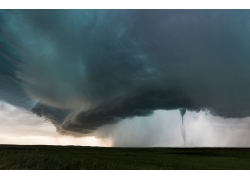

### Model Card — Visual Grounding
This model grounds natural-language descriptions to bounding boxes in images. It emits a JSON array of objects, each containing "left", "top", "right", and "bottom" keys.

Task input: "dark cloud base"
[{"left": 1, "top": 10, "right": 250, "bottom": 136}]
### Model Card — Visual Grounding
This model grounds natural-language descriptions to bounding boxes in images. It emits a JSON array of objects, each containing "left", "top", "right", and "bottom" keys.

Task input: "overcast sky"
[{"left": 1, "top": 9, "right": 250, "bottom": 146}]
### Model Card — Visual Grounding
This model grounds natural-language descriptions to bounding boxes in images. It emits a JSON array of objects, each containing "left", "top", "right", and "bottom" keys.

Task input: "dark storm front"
[{"left": 1, "top": 10, "right": 250, "bottom": 136}]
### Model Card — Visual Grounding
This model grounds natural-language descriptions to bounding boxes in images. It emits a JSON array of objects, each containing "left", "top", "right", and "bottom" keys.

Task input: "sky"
[{"left": 1, "top": 9, "right": 250, "bottom": 147}]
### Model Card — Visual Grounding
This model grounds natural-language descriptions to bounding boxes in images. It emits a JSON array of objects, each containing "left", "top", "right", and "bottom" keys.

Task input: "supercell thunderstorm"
[{"left": 1, "top": 10, "right": 250, "bottom": 138}]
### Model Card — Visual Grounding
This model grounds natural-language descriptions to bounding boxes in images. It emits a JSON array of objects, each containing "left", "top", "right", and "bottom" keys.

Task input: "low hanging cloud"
[
  {"left": 1, "top": 10, "right": 250, "bottom": 136},
  {"left": 0, "top": 100, "right": 111, "bottom": 146}
]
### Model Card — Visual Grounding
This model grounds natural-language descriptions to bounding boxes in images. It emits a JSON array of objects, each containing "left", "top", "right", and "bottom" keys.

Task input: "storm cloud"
[{"left": 1, "top": 10, "right": 250, "bottom": 136}]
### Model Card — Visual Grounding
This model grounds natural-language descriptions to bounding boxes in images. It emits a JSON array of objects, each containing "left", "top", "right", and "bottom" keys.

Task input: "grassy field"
[{"left": 0, "top": 145, "right": 250, "bottom": 170}]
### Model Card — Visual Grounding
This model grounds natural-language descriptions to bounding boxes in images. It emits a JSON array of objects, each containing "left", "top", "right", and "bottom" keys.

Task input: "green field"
[{"left": 0, "top": 145, "right": 250, "bottom": 170}]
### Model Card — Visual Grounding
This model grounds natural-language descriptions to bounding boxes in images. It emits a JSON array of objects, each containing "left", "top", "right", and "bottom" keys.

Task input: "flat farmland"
[{"left": 0, "top": 145, "right": 250, "bottom": 170}]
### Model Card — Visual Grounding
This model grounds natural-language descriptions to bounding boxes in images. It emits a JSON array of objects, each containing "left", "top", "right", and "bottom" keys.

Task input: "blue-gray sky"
[{"left": 1, "top": 10, "right": 250, "bottom": 146}]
